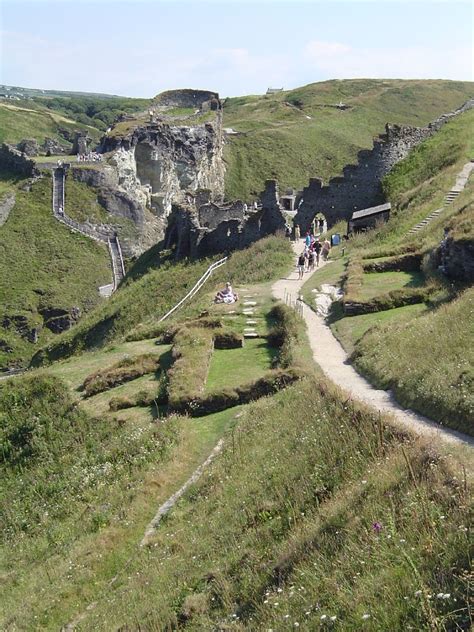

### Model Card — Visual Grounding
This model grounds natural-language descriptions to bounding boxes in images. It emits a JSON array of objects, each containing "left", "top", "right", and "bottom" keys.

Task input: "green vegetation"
[
  {"left": 0, "top": 100, "right": 100, "bottom": 145},
  {"left": 206, "top": 339, "right": 276, "bottom": 391},
  {"left": 0, "top": 175, "right": 111, "bottom": 369},
  {"left": 15, "top": 375, "right": 465, "bottom": 631},
  {"left": 82, "top": 352, "right": 161, "bottom": 397},
  {"left": 223, "top": 79, "right": 474, "bottom": 199},
  {"left": 353, "top": 288, "right": 474, "bottom": 434},
  {"left": 33, "top": 95, "right": 151, "bottom": 131},
  {"left": 167, "top": 327, "right": 215, "bottom": 411}
]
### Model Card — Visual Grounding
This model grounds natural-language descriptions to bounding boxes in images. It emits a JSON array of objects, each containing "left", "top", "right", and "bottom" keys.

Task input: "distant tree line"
[{"left": 33, "top": 96, "right": 151, "bottom": 130}]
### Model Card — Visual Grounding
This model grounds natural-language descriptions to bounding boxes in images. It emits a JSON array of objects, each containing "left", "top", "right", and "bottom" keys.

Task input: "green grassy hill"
[
  {"left": 302, "top": 108, "right": 474, "bottom": 434},
  {"left": 0, "top": 100, "right": 101, "bottom": 146},
  {"left": 223, "top": 78, "right": 473, "bottom": 199},
  {"left": 0, "top": 173, "right": 111, "bottom": 369}
]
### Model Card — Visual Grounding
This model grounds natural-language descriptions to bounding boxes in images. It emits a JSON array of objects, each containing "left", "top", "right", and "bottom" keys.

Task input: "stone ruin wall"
[
  {"left": 165, "top": 180, "right": 286, "bottom": 259},
  {"left": 97, "top": 110, "right": 226, "bottom": 254},
  {"left": 294, "top": 98, "right": 474, "bottom": 232}
]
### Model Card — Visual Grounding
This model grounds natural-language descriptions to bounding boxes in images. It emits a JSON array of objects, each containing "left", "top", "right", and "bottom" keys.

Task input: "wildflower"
[
  {"left": 321, "top": 614, "right": 328, "bottom": 620},
  {"left": 372, "top": 521, "right": 382, "bottom": 533},
  {"left": 362, "top": 614, "right": 371, "bottom": 620},
  {"left": 330, "top": 616, "right": 337, "bottom": 621},
  {"left": 443, "top": 593, "right": 451, "bottom": 599},
  {"left": 436, "top": 593, "right": 444, "bottom": 599},
  {"left": 414, "top": 590, "right": 422, "bottom": 596}
]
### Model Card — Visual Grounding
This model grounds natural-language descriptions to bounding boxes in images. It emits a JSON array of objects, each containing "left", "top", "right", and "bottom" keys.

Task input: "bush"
[
  {"left": 82, "top": 353, "right": 160, "bottom": 397},
  {"left": 267, "top": 303, "right": 300, "bottom": 368}
]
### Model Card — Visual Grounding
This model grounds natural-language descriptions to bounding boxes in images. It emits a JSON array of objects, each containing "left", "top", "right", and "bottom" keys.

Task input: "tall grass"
[
  {"left": 60, "top": 376, "right": 471, "bottom": 631},
  {"left": 353, "top": 287, "right": 474, "bottom": 434}
]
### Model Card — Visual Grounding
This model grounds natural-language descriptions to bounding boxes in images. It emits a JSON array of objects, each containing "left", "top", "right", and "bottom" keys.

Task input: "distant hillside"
[
  {"left": 223, "top": 78, "right": 474, "bottom": 200},
  {"left": 0, "top": 100, "right": 102, "bottom": 146}
]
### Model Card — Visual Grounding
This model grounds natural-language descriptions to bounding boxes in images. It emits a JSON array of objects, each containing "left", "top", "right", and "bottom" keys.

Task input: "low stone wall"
[{"left": 362, "top": 253, "right": 422, "bottom": 273}]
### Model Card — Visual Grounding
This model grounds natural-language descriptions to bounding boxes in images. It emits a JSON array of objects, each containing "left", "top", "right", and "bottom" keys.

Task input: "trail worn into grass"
[{"left": 272, "top": 240, "right": 474, "bottom": 449}]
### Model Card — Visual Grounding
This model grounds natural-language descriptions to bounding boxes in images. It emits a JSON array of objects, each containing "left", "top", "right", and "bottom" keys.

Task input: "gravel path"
[{"left": 273, "top": 241, "right": 474, "bottom": 449}]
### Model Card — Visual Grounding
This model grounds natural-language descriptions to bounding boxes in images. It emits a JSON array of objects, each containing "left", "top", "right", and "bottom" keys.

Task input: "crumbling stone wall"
[
  {"left": 0, "top": 143, "right": 40, "bottom": 177},
  {"left": 100, "top": 111, "right": 226, "bottom": 249},
  {"left": 165, "top": 180, "right": 285, "bottom": 258},
  {"left": 294, "top": 98, "right": 474, "bottom": 232},
  {"left": 153, "top": 89, "right": 220, "bottom": 110}
]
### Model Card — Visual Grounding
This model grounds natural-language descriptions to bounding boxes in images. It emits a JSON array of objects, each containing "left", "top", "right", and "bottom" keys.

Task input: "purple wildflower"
[{"left": 372, "top": 521, "right": 382, "bottom": 533}]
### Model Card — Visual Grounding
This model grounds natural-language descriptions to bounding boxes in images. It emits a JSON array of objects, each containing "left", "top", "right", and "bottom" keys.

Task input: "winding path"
[{"left": 272, "top": 241, "right": 474, "bottom": 449}]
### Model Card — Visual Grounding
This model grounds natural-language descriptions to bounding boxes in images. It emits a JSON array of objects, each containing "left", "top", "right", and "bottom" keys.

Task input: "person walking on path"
[
  {"left": 294, "top": 223, "right": 301, "bottom": 241},
  {"left": 321, "top": 238, "right": 331, "bottom": 261},
  {"left": 314, "top": 238, "right": 322, "bottom": 267},
  {"left": 297, "top": 252, "right": 306, "bottom": 280},
  {"left": 305, "top": 231, "right": 312, "bottom": 248}
]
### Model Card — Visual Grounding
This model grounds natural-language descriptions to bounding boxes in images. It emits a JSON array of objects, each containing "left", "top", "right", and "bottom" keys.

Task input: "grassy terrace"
[{"left": 357, "top": 270, "right": 425, "bottom": 300}]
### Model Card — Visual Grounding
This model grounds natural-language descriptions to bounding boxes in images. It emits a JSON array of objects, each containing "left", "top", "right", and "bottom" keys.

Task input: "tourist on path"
[
  {"left": 314, "top": 239, "right": 322, "bottom": 267},
  {"left": 321, "top": 238, "right": 331, "bottom": 261},
  {"left": 297, "top": 252, "right": 306, "bottom": 279}
]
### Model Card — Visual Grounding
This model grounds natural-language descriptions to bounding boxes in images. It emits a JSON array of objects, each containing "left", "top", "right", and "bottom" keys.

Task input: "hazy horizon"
[{"left": 1, "top": 0, "right": 473, "bottom": 98}]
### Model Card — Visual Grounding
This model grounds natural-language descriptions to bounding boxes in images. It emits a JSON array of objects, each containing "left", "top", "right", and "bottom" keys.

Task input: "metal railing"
[
  {"left": 283, "top": 288, "right": 304, "bottom": 317},
  {"left": 159, "top": 256, "right": 228, "bottom": 323}
]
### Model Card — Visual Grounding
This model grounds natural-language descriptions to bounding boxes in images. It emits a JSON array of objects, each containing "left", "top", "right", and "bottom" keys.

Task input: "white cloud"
[{"left": 304, "top": 39, "right": 474, "bottom": 80}]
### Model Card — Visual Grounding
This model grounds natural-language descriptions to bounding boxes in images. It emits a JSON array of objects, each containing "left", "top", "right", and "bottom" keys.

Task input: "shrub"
[
  {"left": 82, "top": 353, "right": 160, "bottom": 397},
  {"left": 267, "top": 303, "right": 300, "bottom": 368}
]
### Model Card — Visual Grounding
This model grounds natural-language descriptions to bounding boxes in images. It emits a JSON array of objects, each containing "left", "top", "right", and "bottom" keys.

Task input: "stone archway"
[{"left": 311, "top": 212, "right": 327, "bottom": 236}]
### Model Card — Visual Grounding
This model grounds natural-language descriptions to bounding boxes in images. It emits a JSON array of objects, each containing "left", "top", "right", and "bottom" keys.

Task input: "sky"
[{"left": 0, "top": 0, "right": 472, "bottom": 98}]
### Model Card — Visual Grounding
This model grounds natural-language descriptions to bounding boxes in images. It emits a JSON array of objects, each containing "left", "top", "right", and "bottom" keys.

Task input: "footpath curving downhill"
[{"left": 272, "top": 240, "right": 474, "bottom": 449}]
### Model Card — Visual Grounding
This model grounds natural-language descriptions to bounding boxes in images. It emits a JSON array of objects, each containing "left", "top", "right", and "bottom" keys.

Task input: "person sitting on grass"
[{"left": 214, "top": 282, "right": 238, "bottom": 304}]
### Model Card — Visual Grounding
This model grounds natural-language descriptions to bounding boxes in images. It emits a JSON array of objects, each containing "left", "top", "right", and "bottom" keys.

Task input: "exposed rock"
[
  {"left": 0, "top": 340, "right": 13, "bottom": 354},
  {"left": 165, "top": 179, "right": 286, "bottom": 258},
  {"left": 443, "top": 239, "right": 474, "bottom": 282},
  {"left": 153, "top": 89, "right": 220, "bottom": 110},
  {"left": 39, "top": 306, "right": 81, "bottom": 334},
  {"left": 43, "top": 137, "right": 67, "bottom": 156},
  {"left": 0, "top": 192, "right": 15, "bottom": 227},
  {"left": 0, "top": 143, "right": 40, "bottom": 178},
  {"left": 17, "top": 138, "right": 39, "bottom": 157},
  {"left": 2, "top": 315, "right": 40, "bottom": 343}
]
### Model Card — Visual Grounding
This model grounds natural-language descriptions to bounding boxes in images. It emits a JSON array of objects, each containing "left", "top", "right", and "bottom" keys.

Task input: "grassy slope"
[
  {"left": 62, "top": 378, "right": 472, "bottom": 630},
  {"left": 301, "top": 109, "right": 474, "bottom": 433},
  {"left": 223, "top": 79, "right": 474, "bottom": 199},
  {"left": 0, "top": 100, "right": 101, "bottom": 145},
  {"left": 0, "top": 175, "right": 111, "bottom": 369},
  {"left": 31, "top": 235, "right": 293, "bottom": 366},
  {"left": 353, "top": 288, "right": 474, "bottom": 434}
]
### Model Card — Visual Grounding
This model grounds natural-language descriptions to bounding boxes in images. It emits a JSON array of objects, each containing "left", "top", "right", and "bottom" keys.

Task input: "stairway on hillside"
[
  {"left": 406, "top": 161, "right": 473, "bottom": 235},
  {"left": 52, "top": 168, "right": 125, "bottom": 295}
]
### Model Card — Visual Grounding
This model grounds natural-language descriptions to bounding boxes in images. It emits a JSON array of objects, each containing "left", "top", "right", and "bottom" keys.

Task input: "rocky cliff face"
[{"left": 95, "top": 110, "right": 225, "bottom": 254}]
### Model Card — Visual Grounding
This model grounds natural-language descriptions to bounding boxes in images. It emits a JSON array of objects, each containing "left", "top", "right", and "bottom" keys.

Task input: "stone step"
[
  {"left": 243, "top": 332, "right": 259, "bottom": 338},
  {"left": 246, "top": 319, "right": 258, "bottom": 325},
  {"left": 243, "top": 328, "right": 257, "bottom": 333},
  {"left": 243, "top": 301, "right": 257, "bottom": 306}
]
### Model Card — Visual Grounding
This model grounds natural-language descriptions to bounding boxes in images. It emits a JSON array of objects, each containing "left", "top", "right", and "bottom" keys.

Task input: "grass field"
[{"left": 358, "top": 270, "right": 425, "bottom": 300}]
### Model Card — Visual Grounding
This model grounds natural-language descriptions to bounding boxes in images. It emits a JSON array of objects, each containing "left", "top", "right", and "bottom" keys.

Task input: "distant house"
[
  {"left": 266, "top": 88, "right": 284, "bottom": 95},
  {"left": 348, "top": 202, "right": 391, "bottom": 233}
]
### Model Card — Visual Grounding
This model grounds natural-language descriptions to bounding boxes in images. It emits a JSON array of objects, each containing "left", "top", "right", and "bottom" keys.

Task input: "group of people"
[
  {"left": 76, "top": 152, "right": 103, "bottom": 162},
  {"left": 297, "top": 232, "right": 331, "bottom": 279},
  {"left": 214, "top": 282, "right": 239, "bottom": 304}
]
